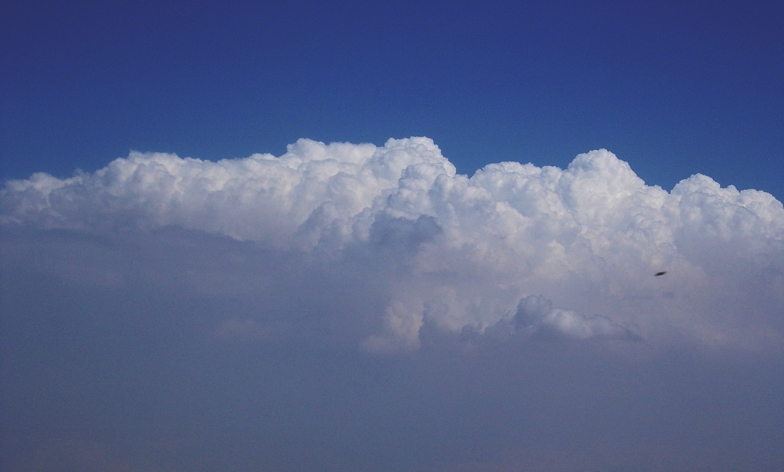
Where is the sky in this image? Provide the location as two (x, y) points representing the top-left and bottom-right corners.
(2, 1), (784, 471)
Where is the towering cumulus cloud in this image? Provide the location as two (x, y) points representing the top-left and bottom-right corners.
(2, 137), (783, 352)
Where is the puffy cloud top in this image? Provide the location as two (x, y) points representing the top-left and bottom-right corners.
(3, 137), (783, 352)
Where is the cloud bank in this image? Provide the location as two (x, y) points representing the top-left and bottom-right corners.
(2, 137), (783, 352)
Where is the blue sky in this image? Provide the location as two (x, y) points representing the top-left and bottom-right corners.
(2, 0), (783, 197)
(3, 2), (784, 471)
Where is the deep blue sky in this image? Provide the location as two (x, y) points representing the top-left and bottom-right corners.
(2, 0), (783, 197)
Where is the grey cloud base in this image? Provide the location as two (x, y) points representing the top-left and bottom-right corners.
(2, 250), (783, 471)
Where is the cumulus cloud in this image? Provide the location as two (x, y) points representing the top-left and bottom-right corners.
(501, 295), (639, 341)
(2, 137), (783, 352)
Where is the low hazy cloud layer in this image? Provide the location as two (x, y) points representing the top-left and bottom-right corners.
(3, 138), (784, 471)
(3, 137), (783, 352)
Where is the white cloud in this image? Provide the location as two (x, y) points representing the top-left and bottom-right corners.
(510, 295), (638, 340)
(2, 137), (783, 352)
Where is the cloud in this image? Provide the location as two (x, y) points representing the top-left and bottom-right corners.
(3, 138), (784, 471)
(2, 137), (783, 352)
(508, 295), (640, 341)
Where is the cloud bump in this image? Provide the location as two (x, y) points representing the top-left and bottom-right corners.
(2, 137), (783, 352)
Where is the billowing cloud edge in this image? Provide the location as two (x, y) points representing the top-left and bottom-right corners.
(2, 137), (783, 353)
